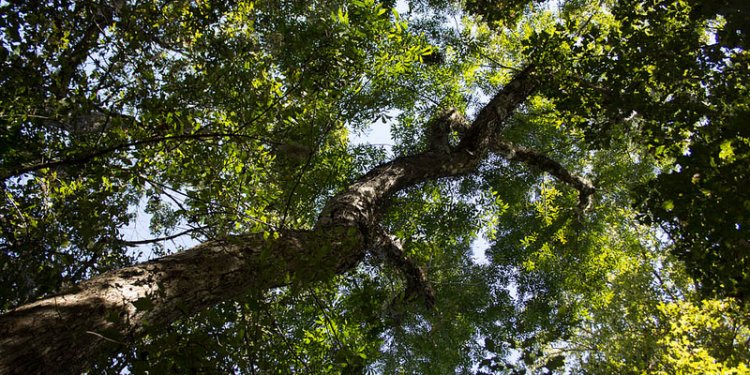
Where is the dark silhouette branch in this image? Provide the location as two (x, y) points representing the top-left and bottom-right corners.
(115, 226), (207, 247)
(2, 132), (265, 181)
(4, 75), (304, 181)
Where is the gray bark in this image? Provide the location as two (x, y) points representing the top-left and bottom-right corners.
(0, 67), (537, 374)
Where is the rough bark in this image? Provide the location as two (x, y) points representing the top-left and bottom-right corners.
(0, 67), (537, 374)
(0, 230), (367, 374)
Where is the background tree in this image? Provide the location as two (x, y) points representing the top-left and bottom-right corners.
(1, 0), (749, 373)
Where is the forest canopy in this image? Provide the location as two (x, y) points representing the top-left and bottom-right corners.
(1, 0), (749, 373)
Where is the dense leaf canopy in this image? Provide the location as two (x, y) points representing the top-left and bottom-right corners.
(1, 0), (749, 373)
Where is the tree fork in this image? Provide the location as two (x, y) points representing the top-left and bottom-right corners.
(0, 68), (538, 374)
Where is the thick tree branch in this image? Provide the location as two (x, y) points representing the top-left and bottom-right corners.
(426, 107), (470, 154)
(0, 229), (367, 375)
(370, 228), (436, 308)
(316, 65), (537, 230)
(491, 138), (595, 210)
(0, 67), (538, 374)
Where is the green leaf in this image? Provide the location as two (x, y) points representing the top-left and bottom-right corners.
(132, 297), (155, 312)
(719, 140), (735, 162)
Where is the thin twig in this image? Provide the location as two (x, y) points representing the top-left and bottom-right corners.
(85, 330), (125, 346)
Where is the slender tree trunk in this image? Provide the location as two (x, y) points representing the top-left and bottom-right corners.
(0, 68), (537, 374)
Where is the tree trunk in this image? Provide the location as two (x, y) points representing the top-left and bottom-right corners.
(0, 230), (365, 374)
(0, 68), (537, 374)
